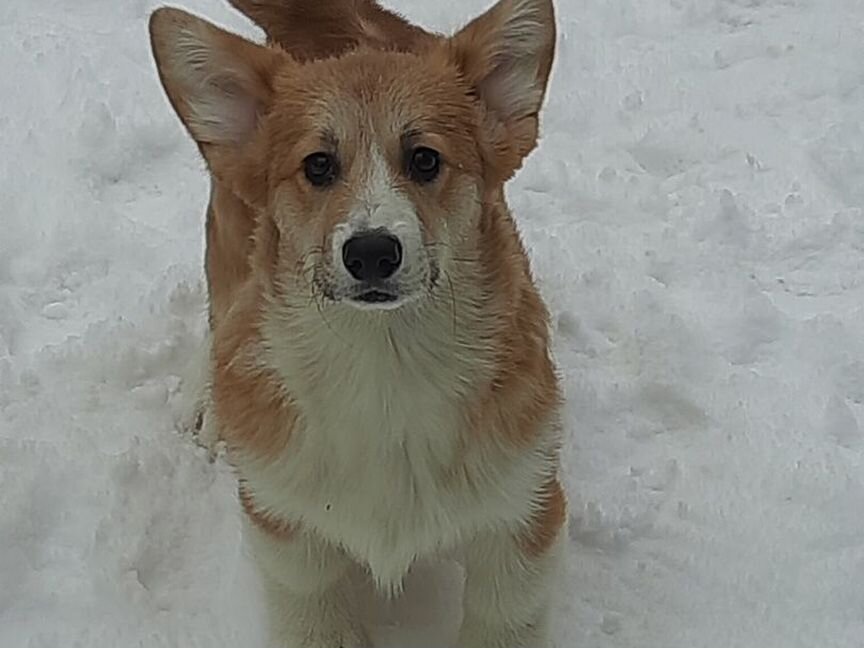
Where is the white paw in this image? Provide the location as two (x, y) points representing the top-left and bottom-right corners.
(278, 620), (369, 648)
(457, 615), (549, 648)
(272, 591), (370, 648)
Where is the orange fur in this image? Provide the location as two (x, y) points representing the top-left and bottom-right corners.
(229, 0), (437, 57)
(209, 267), (298, 459)
(202, 43), (561, 453)
(150, 2), (566, 641)
(204, 0), (441, 331)
(205, 183), (256, 328)
(522, 478), (567, 557)
(152, 0), (563, 537)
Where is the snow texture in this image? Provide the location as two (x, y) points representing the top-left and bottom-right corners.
(2, 0), (864, 646)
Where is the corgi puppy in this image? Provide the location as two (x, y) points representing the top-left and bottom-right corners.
(149, 0), (565, 646)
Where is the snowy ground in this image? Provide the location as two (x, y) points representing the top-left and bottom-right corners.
(2, 0), (864, 646)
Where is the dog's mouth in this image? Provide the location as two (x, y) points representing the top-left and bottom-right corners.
(354, 289), (398, 305)
(345, 284), (407, 310)
(313, 259), (439, 310)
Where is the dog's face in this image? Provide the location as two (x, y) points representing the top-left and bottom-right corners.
(149, 0), (555, 311)
(264, 52), (483, 309)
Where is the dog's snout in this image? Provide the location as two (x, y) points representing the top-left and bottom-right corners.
(342, 231), (402, 281)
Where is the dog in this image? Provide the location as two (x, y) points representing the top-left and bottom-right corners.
(149, 0), (565, 645)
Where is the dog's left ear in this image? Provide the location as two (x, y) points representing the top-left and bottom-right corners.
(449, 0), (556, 179)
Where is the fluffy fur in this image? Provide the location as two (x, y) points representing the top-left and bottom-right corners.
(149, 1), (565, 646)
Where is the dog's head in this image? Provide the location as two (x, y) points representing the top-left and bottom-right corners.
(149, 0), (555, 312)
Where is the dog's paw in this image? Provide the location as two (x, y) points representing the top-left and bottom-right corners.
(279, 623), (369, 648)
(274, 596), (370, 648)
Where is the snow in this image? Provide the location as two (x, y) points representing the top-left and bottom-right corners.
(1, 0), (863, 646)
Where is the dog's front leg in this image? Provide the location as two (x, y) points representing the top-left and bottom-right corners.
(246, 523), (369, 648)
(457, 481), (567, 648)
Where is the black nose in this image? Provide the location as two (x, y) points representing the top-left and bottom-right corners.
(342, 231), (402, 281)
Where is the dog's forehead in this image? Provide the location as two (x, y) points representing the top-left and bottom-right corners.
(273, 50), (475, 143)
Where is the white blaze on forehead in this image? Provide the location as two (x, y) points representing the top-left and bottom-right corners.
(332, 145), (423, 276)
(356, 145), (415, 232)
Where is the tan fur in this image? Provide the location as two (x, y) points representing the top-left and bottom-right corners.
(150, 1), (565, 644)
(210, 283), (296, 458)
(205, 183), (256, 327)
(522, 478), (567, 557)
(203, 0), (440, 331)
(229, 0), (438, 57)
(201, 44), (560, 452)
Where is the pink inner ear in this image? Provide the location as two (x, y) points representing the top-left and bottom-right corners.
(190, 75), (262, 145)
(479, 57), (543, 122)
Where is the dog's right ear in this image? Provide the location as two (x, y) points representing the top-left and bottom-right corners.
(149, 7), (282, 205)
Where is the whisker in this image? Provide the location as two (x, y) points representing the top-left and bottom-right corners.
(445, 272), (458, 336)
(313, 293), (353, 347)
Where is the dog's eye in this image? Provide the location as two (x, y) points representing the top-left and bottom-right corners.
(408, 147), (441, 183)
(304, 152), (338, 187)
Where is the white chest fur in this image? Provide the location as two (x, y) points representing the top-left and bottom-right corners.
(242, 301), (547, 592)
